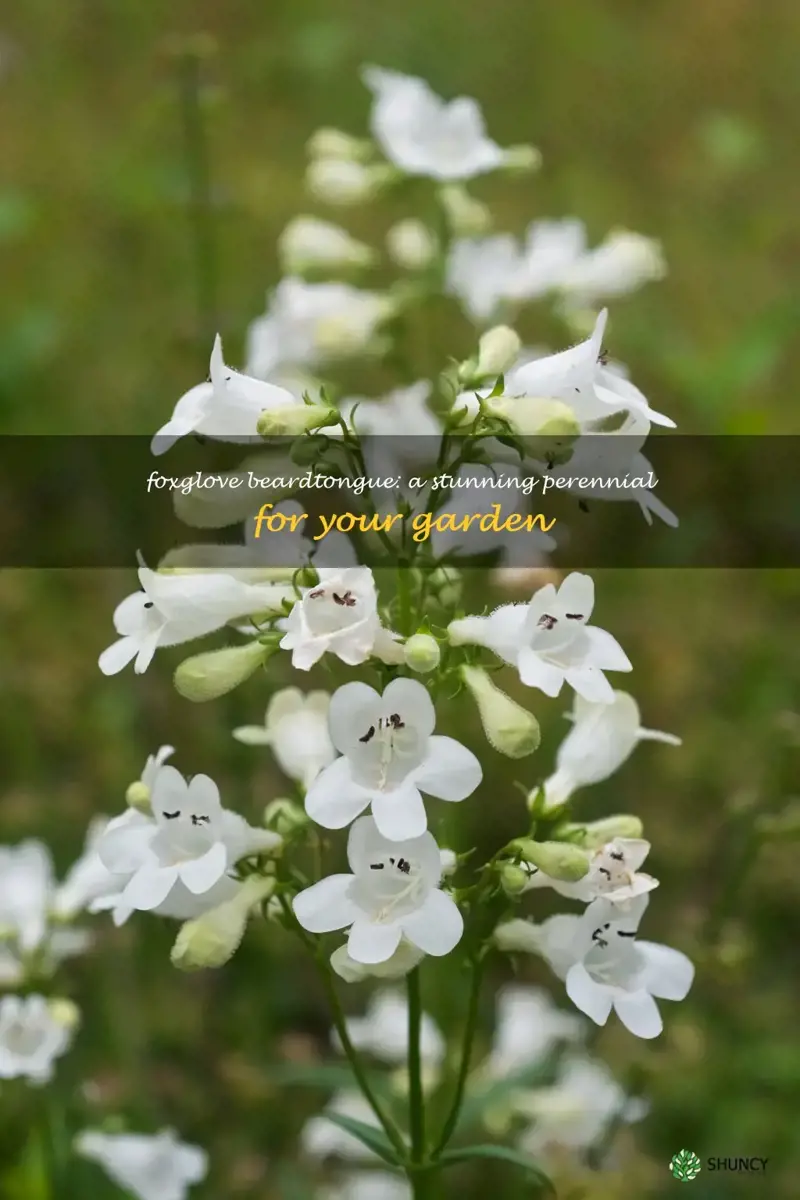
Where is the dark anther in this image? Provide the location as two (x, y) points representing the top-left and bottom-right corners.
(617, 930), (636, 938)
(389, 857), (396, 865)
(144, 601), (154, 609)
(598, 867), (611, 879)
(309, 588), (325, 599)
(359, 726), (376, 744)
(565, 613), (584, 620)
(537, 614), (558, 631)
(370, 862), (385, 871)
(397, 858), (411, 875)
(389, 713), (405, 729)
(609, 850), (624, 861)
(190, 815), (210, 827)
(598, 346), (609, 366)
(332, 591), (357, 607)
(162, 810), (180, 820)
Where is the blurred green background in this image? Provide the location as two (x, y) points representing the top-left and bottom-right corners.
(1, 1), (799, 1198)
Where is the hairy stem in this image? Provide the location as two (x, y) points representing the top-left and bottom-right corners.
(432, 957), (484, 1156)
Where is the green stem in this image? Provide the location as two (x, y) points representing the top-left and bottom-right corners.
(178, 44), (218, 350)
(407, 968), (426, 1163)
(432, 957), (484, 1157)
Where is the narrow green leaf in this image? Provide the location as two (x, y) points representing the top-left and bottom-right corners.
(322, 1113), (404, 1166)
(264, 1063), (387, 1092)
(438, 1144), (555, 1193)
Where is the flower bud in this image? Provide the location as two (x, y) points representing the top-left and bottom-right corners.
(403, 633), (441, 674)
(171, 877), (275, 971)
(386, 219), (438, 270)
(561, 815), (645, 849)
(500, 863), (530, 896)
(439, 184), (492, 236)
(125, 780), (152, 812)
(257, 404), (338, 438)
(470, 325), (522, 380)
(492, 918), (542, 954)
(306, 128), (373, 162)
(264, 798), (309, 837)
(430, 566), (462, 608)
(439, 848), (457, 878)
(174, 641), (272, 703)
(461, 665), (541, 759)
(278, 216), (375, 276)
(513, 838), (590, 881)
(306, 158), (393, 205)
(47, 998), (81, 1031)
(500, 144), (543, 175)
(330, 939), (424, 983)
(484, 395), (580, 440)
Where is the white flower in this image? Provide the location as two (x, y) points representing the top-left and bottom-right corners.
(516, 1054), (648, 1154)
(245, 278), (392, 377)
(233, 688), (335, 790)
(301, 1091), (380, 1161)
(540, 690), (680, 812)
(293, 816), (463, 964)
(95, 766), (281, 919)
(54, 816), (121, 919)
(330, 939), (425, 983)
(307, 157), (391, 205)
(386, 219), (438, 270)
(305, 678), (482, 840)
(0, 995), (74, 1084)
(151, 334), (294, 455)
(336, 988), (445, 1066)
(523, 838), (659, 906)
(558, 230), (666, 306)
(320, 1171), (411, 1200)
(536, 899), (694, 1039)
(76, 1129), (207, 1200)
(98, 566), (291, 676)
(279, 568), (403, 672)
(278, 216), (375, 275)
(363, 66), (506, 181)
(485, 986), (585, 1079)
(449, 573), (630, 704)
(340, 381), (440, 440)
(0, 840), (53, 953)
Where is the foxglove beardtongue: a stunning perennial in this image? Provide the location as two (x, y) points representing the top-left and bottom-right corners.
(305, 678), (482, 840)
(293, 816), (463, 964)
(76, 1129), (208, 1200)
(449, 572), (631, 703)
(279, 567), (404, 671)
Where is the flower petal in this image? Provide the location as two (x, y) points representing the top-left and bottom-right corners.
(613, 990), (663, 1039)
(305, 758), (372, 829)
(348, 918), (403, 964)
(583, 626), (632, 671)
(563, 666), (615, 703)
(371, 784), (428, 842)
(565, 962), (614, 1025)
(232, 725), (272, 746)
(401, 889), (463, 957)
(414, 736), (482, 801)
(518, 648), (564, 695)
(121, 865), (179, 912)
(98, 637), (138, 676)
(328, 682), (382, 754)
(382, 677), (436, 738)
(293, 875), (359, 934)
(637, 941), (695, 1000)
(179, 842), (227, 895)
(556, 573), (595, 620)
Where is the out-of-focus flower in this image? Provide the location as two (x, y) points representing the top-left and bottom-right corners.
(340, 381), (440, 440)
(0, 994), (75, 1084)
(293, 817), (463, 964)
(320, 1172), (411, 1200)
(233, 688), (335, 790)
(75, 1129), (207, 1200)
(307, 158), (394, 205)
(386, 219), (438, 270)
(484, 985), (585, 1079)
(335, 988), (444, 1066)
(278, 216), (375, 275)
(301, 1092), (381, 1161)
(516, 1054), (648, 1154)
(330, 939), (425, 983)
(439, 185), (492, 237)
(557, 230), (666, 306)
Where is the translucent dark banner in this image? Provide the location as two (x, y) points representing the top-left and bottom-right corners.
(0, 435), (797, 567)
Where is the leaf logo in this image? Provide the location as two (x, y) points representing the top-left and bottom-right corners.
(670, 1149), (702, 1181)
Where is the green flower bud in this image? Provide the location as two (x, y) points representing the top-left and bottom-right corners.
(125, 781), (152, 813)
(386, 219), (438, 271)
(306, 127), (374, 162)
(171, 877), (275, 971)
(560, 815), (645, 849)
(438, 184), (492, 236)
(500, 144), (543, 175)
(257, 404), (338, 438)
(430, 566), (462, 609)
(500, 863), (530, 896)
(464, 325), (521, 382)
(484, 395), (580, 442)
(403, 633), (441, 674)
(264, 798), (309, 837)
(174, 641), (272, 703)
(47, 998), (81, 1031)
(492, 918), (541, 954)
(461, 665), (541, 759)
(512, 838), (590, 881)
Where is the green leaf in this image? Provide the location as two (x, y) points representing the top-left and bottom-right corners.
(455, 1053), (562, 1129)
(438, 1144), (554, 1193)
(322, 1112), (404, 1166)
(264, 1062), (387, 1092)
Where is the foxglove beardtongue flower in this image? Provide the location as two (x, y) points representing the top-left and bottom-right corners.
(151, 334), (295, 455)
(293, 816), (463, 963)
(0, 995), (75, 1083)
(76, 1129), (207, 1200)
(279, 568), (403, 671)
(330, 939), (425, 983)
(96, 766), (281, 917)
(98, 567), (292, 676)
(485, 986), (585, 1078)
(449, 573), (631, 703)
(278, 216), (375, 275)
(321, 1172), (412, 1200)
(523, 838), (659, 905)
(0, 840), (53, 952)
(53, 816), (119, 918)
(557, 229), (666, 306)
(339, 381), (441, 440)
(233, 688), (335, 790)
(336, 988), (445, 1065)
(362, 65), (508, 181)
(537, 690), (681, 812)
(305, 678), (482, 840)
(301, 1091), (381, 1161)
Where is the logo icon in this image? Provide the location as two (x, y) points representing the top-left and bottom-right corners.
(670, 1149), (702, 1181)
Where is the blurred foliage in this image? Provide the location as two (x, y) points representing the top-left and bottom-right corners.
(1, 1), (799, 1198)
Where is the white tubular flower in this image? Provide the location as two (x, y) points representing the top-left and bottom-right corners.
(363, 65), (506, 181)
(558, 230), (666, 306)
(386, 219), (438, 270)
(485, 986), (586, 1079)
(75, 1129), (207, 1200)
(523, 838), (659, 906)
(306, 127), (374, 161)
(446, 235), (528, 324)
(98, 566), (291, 677)
(516, 1054), (648, 1155)
(95, 766), (281, 919)
(330, 939), (425, 983)
(321, 1172), (411, 1200)
(301, 1091), (381, 1161)
(54, 816), (121, 919)
(293, 816), (463, 964)
(305, 679), (482, 840)
(307, 157), (392, 205)
(339, 381), (441, 439)
(245, 278), (392, 376)
(492, 917), (545, 955)
(279, 568), (403, 672)
(151, 334), (295, 455)
(335, 989), (445, 1066)
(0, 995), (74, 1084)
(438, 185), (492, 237)
(0, 840), (53, 954)
(541, 690), (681, 812)
(449, 573), (631, 704)
(233, 688), (335, 790)
(278, 216), (375, 275)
